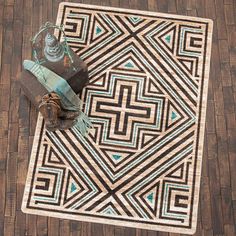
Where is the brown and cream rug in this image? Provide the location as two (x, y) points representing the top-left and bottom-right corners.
(22, 2), (213, 234)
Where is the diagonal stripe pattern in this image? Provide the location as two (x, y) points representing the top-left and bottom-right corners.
(21, 3), (213, 235)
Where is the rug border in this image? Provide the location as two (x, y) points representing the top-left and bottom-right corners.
(58, 2), (213, 25)
(190, 14), (213, 235)
(21, 3), (214, 235)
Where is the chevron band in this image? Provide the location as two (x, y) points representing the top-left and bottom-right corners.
(21, 3), (213, 235)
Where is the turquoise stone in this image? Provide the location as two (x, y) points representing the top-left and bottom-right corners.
(125, 62), (134, 68)
(165, 35), (171, 43)
(71, 183), (77, 193)
(96, 26), (102, 35)
(147, 192), (154, 203)
(171, 111), (177, 120)
(113, 154), (122, 160)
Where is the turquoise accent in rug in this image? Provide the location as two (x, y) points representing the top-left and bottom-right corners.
(22, 3), (213, 235)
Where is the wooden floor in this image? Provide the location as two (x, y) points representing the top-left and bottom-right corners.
(0, 0), (235, 235)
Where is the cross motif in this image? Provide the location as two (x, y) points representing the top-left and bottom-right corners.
(96, 85), (151, 134)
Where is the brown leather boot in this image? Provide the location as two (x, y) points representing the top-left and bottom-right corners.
(39, 93), (61, 131)
(38, 92), (80, 131)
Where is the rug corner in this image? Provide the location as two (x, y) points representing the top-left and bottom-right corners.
(58, 1), (66, 10)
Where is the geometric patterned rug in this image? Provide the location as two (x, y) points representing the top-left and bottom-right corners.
(22, 3), (213, 234)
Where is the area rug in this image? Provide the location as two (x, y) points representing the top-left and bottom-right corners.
(22, 2), (213, 234)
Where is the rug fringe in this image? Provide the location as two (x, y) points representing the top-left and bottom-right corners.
(74, 112), (93, 136)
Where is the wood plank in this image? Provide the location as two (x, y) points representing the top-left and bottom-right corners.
(1, 4), (14, 235)
(232, 200), (236, 233)
(103, 223), (114, 236)
(208, 157), (221, 196)
(3, 5), (13, 25)
(201, 137), (209, 177)
(176, 0), (187, 15)
(7, 123), (19, 153)
(58, 167), (70, 233)
(0, 66), (11, 111)
(224, 0), (233, 4)
(80, 222), (91, 236)
(213, 88), (225, 116)
(200, 177), (212, 230)
(9, 17), (23, 144)
(4, 0), (14, 6)
(3, 216), (15, 236)
(221, 62), (232, 88)
(224, 4), (235, 25)
(156, 231), (168, 236)
(0, 0), (3, 23)
(0, 169), (6, 233)
(195, 0), (205, 17)
(227, 127), (236, 158)
(156, 0), (168, 13)
(229, 151), (236, 196)
(206, 100), (216, 134)
(114, 226), (125, 236)
(147, 0), (158, 12)
(70, 220), (82, 236)
(186, 0), (195, 11)
(211, 195), (224, 235)
(194, 216), (204, 236)
(208, 64), (216, 104)
(4, 152), (17, 217)
(48, 217), (60, 236)
(138, 0), (148, 10)
(29, 105), (38, 137)
(100, 0), (110, 7)
(212, 40), (225, 109)
(147, 230), (158, 235)
(0, 23), (3, 73)
(46, 0), (53, 22)
(9, 82), (20, 124)
(119, 0), (130, 8)
(223, 86), (234, 113)
(206, 133), (217, 159)
(0, 111), (8, 137)
(14, 210), (26, 236)
(13, 0), (23, 20)
(0, 137), (7, 171)
(215, 115), (231, 189)
(204, 0), (216, 20)
(203, 229), (213, 236)
(225, 113), (236, 129)
(167, 0), (177, 13)
(59, 220), (70, 236)
(26, 214), (37, 236)
(220, 187), (234, 225)
(109, 0), (119, 7)
(228, 26), (236, 65)
(219, 40), (232, 86)
(224, 224), (236, 236)
(231, 64), (236, 93)
(53, 0), (62, 22)
(215, 0), (228, 39)
(218, 39), (230, 63)
(124, 227), (136, 236)
(136, 228), (150, 236)
(37, 216), (48, 236)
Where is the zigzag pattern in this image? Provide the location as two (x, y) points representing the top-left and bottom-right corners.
(22, 3), (213, 234)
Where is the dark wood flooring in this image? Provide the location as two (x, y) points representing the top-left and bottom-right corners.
(0, 0), (236, 235)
